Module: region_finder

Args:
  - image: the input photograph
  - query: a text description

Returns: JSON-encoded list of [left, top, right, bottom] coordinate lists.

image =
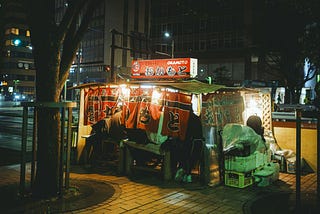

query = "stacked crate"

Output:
[[224, 153, 257, 188], [224, 151, 270, 188], [224, 170, 253, 188]]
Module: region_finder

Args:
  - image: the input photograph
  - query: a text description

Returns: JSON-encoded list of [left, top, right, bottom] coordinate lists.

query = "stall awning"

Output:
[[141, 80, 225, 94], [69, 79, 225, 94]]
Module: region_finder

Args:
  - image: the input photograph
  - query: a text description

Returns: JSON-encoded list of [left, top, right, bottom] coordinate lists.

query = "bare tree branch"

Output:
[[58, 0, 104, 89], [56, 0, 87, 44]]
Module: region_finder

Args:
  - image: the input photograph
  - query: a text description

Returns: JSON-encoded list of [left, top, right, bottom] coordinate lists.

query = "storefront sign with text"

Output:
[[131, 58, 197, 79]]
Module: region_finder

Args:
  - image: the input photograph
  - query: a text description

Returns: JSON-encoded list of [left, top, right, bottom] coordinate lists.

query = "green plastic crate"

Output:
[[224, 170, 253, 188]]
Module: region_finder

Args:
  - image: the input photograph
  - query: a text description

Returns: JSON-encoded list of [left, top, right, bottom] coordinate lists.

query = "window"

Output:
[[199, 40, 206, 51], [224, 31, 232, 48], [209, 34, 218, 49], [5, 40, 11, 46], [26, 30, 30, 37], [10, 28, 19, 35], [199, 19, 207, 32]]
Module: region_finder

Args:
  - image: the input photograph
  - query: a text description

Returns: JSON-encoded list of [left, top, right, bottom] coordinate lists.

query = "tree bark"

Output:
[[33, 108, 61, 197]]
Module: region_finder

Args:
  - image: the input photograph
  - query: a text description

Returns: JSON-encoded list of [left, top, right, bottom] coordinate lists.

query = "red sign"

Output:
[[131, 58, 197, 79]]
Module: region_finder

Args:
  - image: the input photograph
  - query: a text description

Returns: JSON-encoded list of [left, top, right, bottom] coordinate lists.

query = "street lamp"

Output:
[[164, 32, 174, 58]]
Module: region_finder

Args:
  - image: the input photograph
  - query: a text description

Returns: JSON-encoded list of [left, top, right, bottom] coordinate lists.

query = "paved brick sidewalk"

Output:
[[0, 163, 318, 214]]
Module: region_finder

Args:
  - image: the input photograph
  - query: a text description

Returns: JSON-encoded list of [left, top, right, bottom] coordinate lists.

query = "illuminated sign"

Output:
[[131, 58, 198, 79]]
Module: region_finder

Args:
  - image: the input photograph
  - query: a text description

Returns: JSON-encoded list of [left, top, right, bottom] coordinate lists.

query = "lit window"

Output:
[[5, 40, 11, 46], [26, 30, 30, 37], [10, 28, 19, 35]]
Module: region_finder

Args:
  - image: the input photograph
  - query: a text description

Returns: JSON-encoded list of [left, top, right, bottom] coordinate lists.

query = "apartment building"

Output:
[[0, 0, 35, 100]]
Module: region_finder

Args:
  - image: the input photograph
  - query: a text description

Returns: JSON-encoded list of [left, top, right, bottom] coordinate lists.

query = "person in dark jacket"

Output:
[[175, 111, 204, 183]]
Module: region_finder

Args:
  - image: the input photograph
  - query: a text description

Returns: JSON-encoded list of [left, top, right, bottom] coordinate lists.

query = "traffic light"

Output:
[[13, 39, 22, 46]]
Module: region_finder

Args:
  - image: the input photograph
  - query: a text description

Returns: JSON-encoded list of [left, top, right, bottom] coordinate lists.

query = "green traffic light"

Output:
[[13, 39, 22, 46]]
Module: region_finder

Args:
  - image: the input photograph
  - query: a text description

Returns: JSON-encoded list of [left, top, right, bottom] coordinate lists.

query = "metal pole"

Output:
[[171, 39, 174, 58], [110, 29, 116, 83], [64, 81, 67, 101], [76, 43, 81, 85], [317, 111, 320, 200], [31, 107, 37, 187], [19, 106, 28, 196], [296, 108, 301, 210], [59, 107, 66, 196], [65, 107, 72, 189]]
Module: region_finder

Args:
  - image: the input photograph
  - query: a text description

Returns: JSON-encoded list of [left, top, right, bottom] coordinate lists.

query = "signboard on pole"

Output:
[[131, 58, 198, 79]]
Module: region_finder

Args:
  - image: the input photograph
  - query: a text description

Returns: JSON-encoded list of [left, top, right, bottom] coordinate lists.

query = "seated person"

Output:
[[246, 115, 265, 142], [222, 115, 267, 156]]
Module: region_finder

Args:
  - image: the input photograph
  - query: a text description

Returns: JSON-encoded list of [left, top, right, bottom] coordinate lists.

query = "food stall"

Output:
[[72, 58, 275, 186]]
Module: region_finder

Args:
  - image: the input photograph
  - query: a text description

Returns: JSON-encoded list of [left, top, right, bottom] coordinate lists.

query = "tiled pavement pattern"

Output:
[[0, 164, 319, 214]]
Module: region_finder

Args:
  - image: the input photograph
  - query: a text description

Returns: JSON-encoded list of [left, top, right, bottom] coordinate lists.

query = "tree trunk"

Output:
[[32, 61, 62, 198], [25, 0, 104, 198], [33, 107, 61, 198]]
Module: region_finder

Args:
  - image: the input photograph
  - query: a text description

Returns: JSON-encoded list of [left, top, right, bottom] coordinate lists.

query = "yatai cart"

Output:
[[73, 58, 271, 185]]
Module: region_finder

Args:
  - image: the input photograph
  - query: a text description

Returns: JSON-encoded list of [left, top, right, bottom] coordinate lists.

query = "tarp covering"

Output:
[[222, 123, 267, 156]]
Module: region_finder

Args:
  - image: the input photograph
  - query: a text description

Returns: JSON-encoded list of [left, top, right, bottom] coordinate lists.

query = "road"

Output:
[[0, 105, 34, 151], [0, 101, 79, 152]]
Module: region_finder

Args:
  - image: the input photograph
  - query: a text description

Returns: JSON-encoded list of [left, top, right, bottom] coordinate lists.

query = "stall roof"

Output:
[[130, 79, 225, 94], [69, 79, 225, 94]]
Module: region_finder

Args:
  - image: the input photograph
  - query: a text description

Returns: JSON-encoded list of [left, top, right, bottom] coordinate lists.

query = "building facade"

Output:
[[1, 0, 281, 100], [0, 0, 35, 101], [57, 0, 151, 86], [149, 0, 269, 86], [0, 0, 150, 100]]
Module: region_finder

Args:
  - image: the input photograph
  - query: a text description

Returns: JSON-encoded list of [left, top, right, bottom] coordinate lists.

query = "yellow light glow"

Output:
[[152, 89, 162, 104], [119, 84, 130, 99], [244, 95, 262, 122]]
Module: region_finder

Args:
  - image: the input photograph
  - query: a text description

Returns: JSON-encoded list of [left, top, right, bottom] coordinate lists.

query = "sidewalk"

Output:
[[0, 163, 319, 214]]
